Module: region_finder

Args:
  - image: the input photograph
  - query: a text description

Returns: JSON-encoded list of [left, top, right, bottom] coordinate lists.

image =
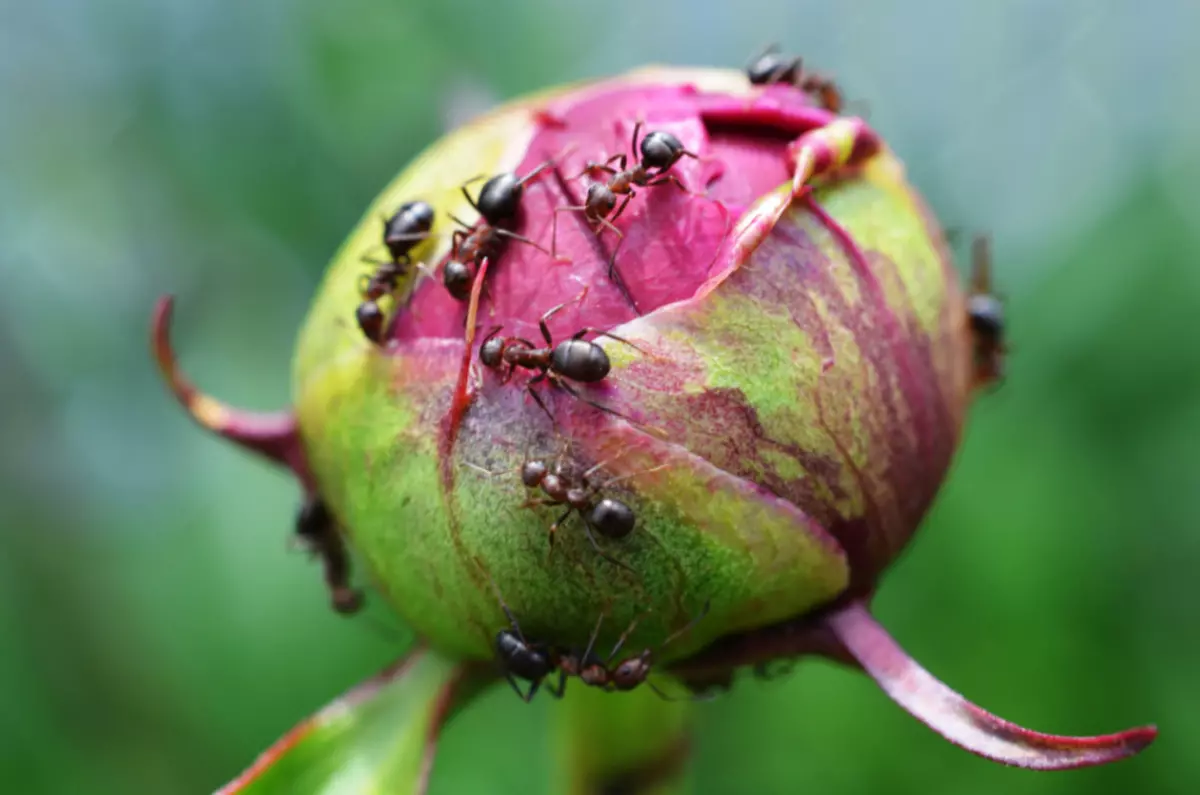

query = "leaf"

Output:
[[217, 645, 492, 794]]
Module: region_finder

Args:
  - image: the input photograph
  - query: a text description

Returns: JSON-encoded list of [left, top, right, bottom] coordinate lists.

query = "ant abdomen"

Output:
[[968, 294, 1004, 339], [550, 339, 611, 383], [589, 498, 636, 539]]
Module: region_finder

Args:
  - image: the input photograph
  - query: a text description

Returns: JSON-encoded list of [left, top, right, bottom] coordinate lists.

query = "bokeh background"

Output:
[[2, 0, 1198, 792]]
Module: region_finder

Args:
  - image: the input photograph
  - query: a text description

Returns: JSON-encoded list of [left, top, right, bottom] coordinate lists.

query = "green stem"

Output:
[[553, 683, 693, 795]]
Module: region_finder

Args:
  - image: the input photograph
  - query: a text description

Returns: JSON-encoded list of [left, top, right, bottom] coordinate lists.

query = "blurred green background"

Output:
[[2, 0, 1197, 793]]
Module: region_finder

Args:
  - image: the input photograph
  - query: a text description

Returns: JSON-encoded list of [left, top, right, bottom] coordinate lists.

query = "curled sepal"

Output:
[[216, 646, 491, 795], [152, 296, 311, 486], [826, 602, 1157, 770]]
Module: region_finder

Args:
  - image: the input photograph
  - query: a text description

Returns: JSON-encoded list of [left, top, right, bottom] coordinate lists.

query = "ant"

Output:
[[550, 121, 700, 261], [744, 44, 845, 113], [293, 496, 364, 615], [442, 160, 561, 300], [479, 290, 647, 425], [356, 200, 436, 343], [967, 234, 1006, 390], [518, 454, 640, 571], [494, 597, 711, 703]]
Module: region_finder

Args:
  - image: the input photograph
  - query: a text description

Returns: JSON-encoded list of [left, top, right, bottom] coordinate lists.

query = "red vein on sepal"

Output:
[[415, 668, 469, 795], [214, 648, 427, 794], [825, 602, 1158, 770]]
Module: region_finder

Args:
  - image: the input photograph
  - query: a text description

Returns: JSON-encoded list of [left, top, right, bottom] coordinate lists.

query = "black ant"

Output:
[[355, 200, 435, 343], [518, 455, 640, 571], [495, 599, 711, 702], [442, 161, 560, 300], [293, 496, 363, 615], [746, 43, 804, 85], [550, 121, 700, 260], [967, 234, 1006, 390], [745, 44, 845, 113], [479, 290, 646, 425]]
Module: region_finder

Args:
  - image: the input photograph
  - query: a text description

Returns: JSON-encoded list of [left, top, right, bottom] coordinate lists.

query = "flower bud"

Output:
[[154, 65, 1153, 772]]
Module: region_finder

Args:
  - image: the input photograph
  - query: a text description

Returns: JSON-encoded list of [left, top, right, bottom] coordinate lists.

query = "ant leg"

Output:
[[629, 120, 644, 160], [570, 161, 620, 181], [581, 518, 635, 573], [607, 193, 634, 226], [546, 668, 568, 699], [358, 251, 394, 266], [519, 497, 559, 509], [537, 288, 590, 345], [459, 176, 486, 212], [526, 383, 558, 428], [605, 617, 641, 662], [571, 327, 649, 356], [547, 507, 571, 558], [494, 227, 556, 258], [551, 205, 589, 261], [659, 599, 712, 649], [595, 213, 625, 244], [518, 157, 556, 187], [581, 612, 606, 663], [448, 213, 475, 233], [646, 172, 702, 197], [521, 677, 542, 703], [970, 234, 993, 294], [554, 378, 643, 428], [503, 672, 531, 701], [480, 324, 504, 348], [645, 679, 716, 703], [449, 229, 469, 258]]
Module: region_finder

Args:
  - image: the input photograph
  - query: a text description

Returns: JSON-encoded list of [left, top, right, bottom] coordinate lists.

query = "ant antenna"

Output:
[[660, 600, 712, 650], [581, 612, 606, 663], [645, 679, 719, 703], [480, 565, 525, 642], [606, 615, 642, 662]]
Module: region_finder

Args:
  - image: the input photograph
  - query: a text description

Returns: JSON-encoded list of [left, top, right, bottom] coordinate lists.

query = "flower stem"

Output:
[[553, 684, 693, 795]]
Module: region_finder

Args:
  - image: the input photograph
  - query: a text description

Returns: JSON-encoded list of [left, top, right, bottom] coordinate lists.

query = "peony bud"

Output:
[[153, 64, 1154, 781]]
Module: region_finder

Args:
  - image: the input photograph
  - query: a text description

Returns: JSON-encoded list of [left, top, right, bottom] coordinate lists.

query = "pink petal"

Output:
[[826, 602, 1157, 770]]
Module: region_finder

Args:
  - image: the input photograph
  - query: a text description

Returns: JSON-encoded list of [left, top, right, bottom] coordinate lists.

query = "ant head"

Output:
[[746, 51, 791, 84], [443, 260, 475, 300], [968, 294, 1004, 339], [639, 130, 687, 171], [355, 301, 386, 343], [585, 182, 618, 215], [612, 654, 651, 691], [521, 459, 548, 488], [588, 498, 636, 539], [480, 330, 506, 369], [331, 587, 364, 615], [476, 173, 523, 226], [550, 338, 611, 383], [495, 630, 553, 682]]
